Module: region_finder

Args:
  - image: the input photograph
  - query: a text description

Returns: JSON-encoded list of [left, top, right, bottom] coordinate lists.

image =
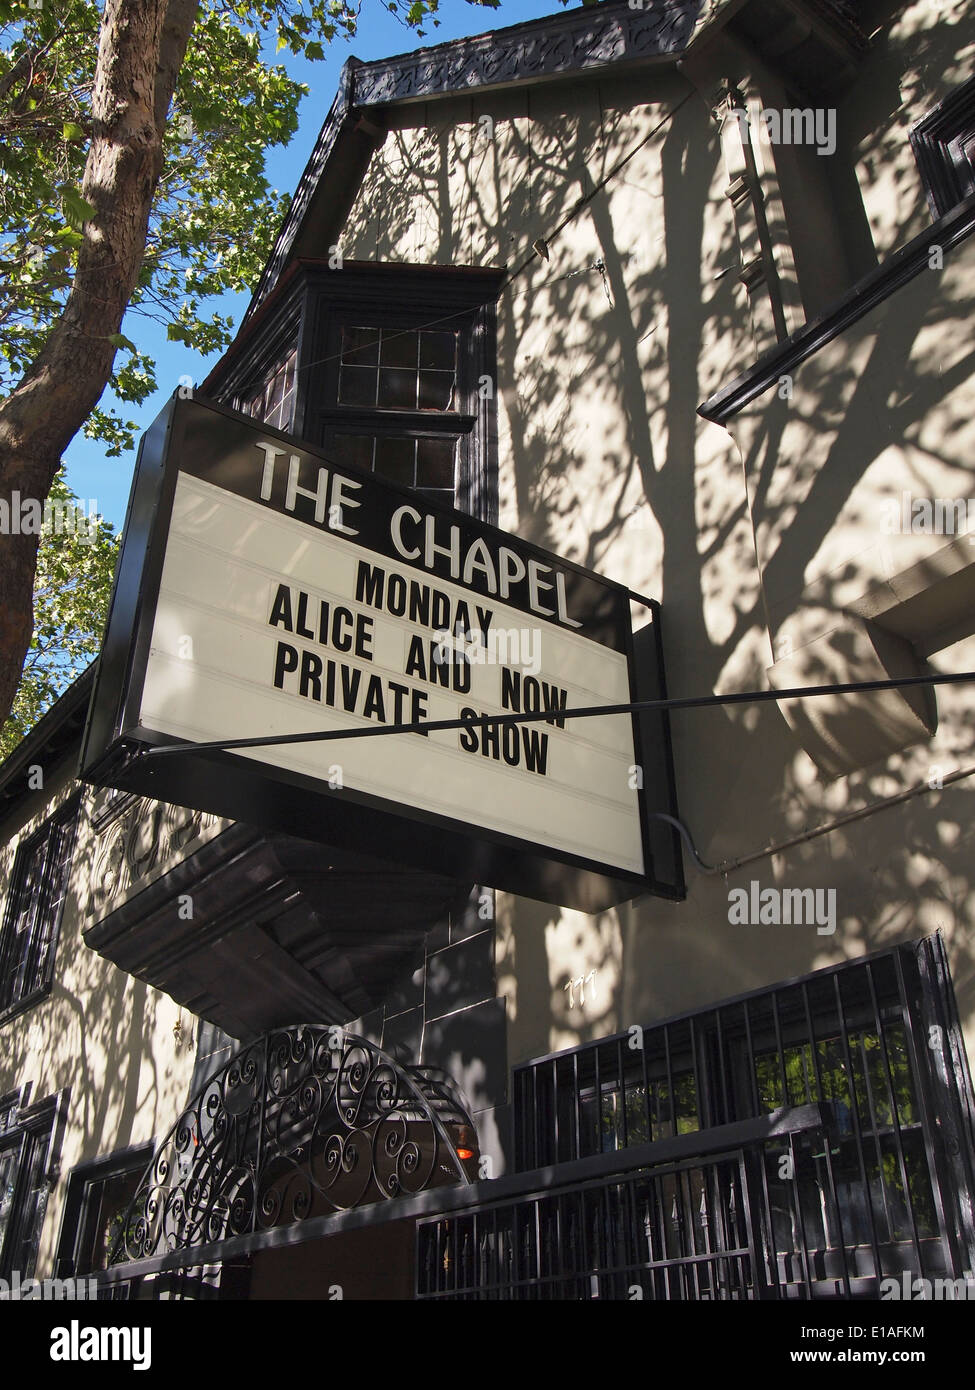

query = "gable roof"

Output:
[[242, 0, 867, 329], [245, 0, 736, 320], [0, 663, 95, 830]]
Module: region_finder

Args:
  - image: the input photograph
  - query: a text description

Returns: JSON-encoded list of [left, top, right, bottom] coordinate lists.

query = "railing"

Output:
[[417, 1149, 759, 1300], [497, 938, 975, 1298], [416, 1107, 825, 1300], [110, 1027, 477, 1265]]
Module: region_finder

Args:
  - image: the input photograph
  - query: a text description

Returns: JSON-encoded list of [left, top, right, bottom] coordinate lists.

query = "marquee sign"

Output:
[[81, 396, 683, 911]]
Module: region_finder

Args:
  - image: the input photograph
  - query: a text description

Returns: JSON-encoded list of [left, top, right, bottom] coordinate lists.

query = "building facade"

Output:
[[2, 0, 975, 1299]]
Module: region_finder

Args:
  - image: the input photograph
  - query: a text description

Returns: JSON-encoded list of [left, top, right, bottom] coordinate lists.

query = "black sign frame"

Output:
[[80, 395, 684, 912]]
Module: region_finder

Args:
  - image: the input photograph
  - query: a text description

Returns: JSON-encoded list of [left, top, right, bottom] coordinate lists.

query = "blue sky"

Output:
[[64, 0, 561, 530]]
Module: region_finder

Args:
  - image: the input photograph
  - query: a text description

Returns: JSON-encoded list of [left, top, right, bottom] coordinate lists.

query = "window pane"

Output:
[[374, 437, 415, 486], [83, 1166, 147, 1273], [339, 366, 378, 407], [341, 326, 380, 367], [419, 331, 457, 370], [5, 1127, 51, 1279], [0, 1146, 18, 1256], [378, 368, 417, 409], [379, 329, 419, 369], [242, 348, 298, 432], [418, 370, 455, 410], [416, 438, 455, 488], [329, 434, 375, 472], [1, 806, 77, 1014]]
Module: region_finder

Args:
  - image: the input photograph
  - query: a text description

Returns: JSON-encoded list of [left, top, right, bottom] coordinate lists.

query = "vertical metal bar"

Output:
[[715, 1008, 731, 1125], [623, 1176, 640, 1296], [742, 999, 761, 1117], [852, 1012, 897, 1242], [552, 1059, 560, 1163], [688, 1016, 701, 1129], [617, 1037, 628, 1149], [651, 1169, 669, 1300], [913, 937, 975, 1273], [573, 1051, 583, 1162], [639, 1025, 651, 1144], [832, 971, 884, 1282], [601, 1182, 614, 1299], [786, 1131, 815, 1300], [770, 989, 789, 1109], [594, 1044, 603, 1155], [663, 1025, 676, 1141], [890, 947, 954, 1272], [755, 1141, 783, 1295], [736, 1150, 760, 1299], [254, 1032, 270, 1237], [801, 980, 851, 1297], [677, 1167, 700, 1300], [531, 1063, 539, 1170], [865, 959, 924, 1271], [492, 1206, 500, 1299]]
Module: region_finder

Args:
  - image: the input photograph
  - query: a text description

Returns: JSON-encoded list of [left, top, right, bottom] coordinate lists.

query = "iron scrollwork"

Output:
[[111, 1027, 478, 1263]]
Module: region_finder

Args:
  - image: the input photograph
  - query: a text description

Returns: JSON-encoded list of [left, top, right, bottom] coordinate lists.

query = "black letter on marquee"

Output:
[[273, 641, 299, 688], [269, 584, 295, 632]]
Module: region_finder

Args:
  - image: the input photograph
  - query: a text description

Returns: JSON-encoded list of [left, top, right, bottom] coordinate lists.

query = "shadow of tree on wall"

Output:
[[340, 29, 975, 1079]]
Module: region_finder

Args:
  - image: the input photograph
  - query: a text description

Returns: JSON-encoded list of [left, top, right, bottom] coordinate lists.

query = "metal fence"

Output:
[[417, 937, 975, 1299]]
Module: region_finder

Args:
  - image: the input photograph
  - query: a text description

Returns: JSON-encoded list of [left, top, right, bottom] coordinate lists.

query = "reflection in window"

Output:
[[0, 1097, 57, 1280], [338, 326, 457, 411], [584, 1073, 699, 1155], [0, 800, 78, 1018], [326, 432, 456, 507], [70, 1155, 149, 1274], [240, 348, 298, 433]]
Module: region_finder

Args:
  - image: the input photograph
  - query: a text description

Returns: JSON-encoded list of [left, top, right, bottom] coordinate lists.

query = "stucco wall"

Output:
[[0, 760, 205, 1277], [335, 14, 975, 1123]]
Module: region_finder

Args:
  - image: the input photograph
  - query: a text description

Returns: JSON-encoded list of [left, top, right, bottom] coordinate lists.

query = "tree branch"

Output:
[[0, 0, 201, 737]]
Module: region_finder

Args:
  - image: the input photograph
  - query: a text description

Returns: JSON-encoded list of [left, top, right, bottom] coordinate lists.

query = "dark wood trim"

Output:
[[0, 1086, 68, 1280], [0, 665, 93, 827], [54, 1139, 155, 1278], [910, 75, 975, 220], [245, 0, 753, 319], [207, 281, 304, 413], [698, 190, 975, 425], [302, 262, 505, 526], [0, 792, 81, 1028]]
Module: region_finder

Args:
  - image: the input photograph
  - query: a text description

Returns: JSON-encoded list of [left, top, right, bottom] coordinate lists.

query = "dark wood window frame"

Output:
[[0, 1088, 67, 1280], [0, 795, 80, 1026], [911, 75, 975, 219], [305, 264, 505, 525], [222, 290, 304, 437], [54, 1140, 154, 1277]]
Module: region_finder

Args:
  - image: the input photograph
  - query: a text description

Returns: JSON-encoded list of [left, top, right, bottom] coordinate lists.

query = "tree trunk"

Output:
[[0, 0, 199, 747]]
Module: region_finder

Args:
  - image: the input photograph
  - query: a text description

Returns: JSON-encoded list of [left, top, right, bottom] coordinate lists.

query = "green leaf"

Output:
[[59, 184, 97, 231], [62, 122, 86, 142], [107, 332, 137, 352]]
